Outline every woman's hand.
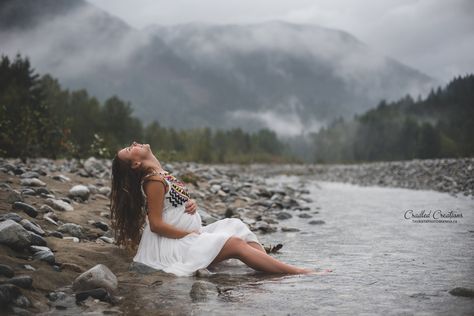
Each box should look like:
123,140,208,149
185,198,198,215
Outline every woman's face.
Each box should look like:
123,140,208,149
117,141,151,168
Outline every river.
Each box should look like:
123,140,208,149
57,175,474,315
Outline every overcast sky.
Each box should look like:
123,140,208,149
87,0,474,83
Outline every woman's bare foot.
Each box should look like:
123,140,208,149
296,268,333,275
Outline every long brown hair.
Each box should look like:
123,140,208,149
110,154,150,250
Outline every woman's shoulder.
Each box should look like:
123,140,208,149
142,172,169,194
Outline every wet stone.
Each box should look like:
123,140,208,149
308,220,326,225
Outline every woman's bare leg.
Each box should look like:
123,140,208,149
247,241,266,253
208,237,312,274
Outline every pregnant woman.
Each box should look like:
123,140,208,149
111,141,330,277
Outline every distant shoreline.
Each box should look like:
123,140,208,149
244,158,474,197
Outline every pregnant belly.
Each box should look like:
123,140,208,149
162,206,202,231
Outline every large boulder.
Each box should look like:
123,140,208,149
72,264,118,293
0,220,32,249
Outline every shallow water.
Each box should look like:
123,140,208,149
193,177,473,315
56,177,474,315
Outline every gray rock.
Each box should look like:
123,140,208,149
99,236,114,244
75,288,110,303
68,185,90,201
0,264,14,278
448,287,474,297
276,212,292,220
0,182,12,190
23,265,36,271
189,280,218,302
58,223,85,238
0,213,23,223
0,284,22,307
98,186,111,196
253,220,278,233
29,232,47,247
20,171,40,179
83,157,106,176
0,220,32,249
298,213,312,218
6,190,23,204
39,204,55,213
52,175,71,182
92,221,108,231
72,264,118,293
3,275,33,289
20,178,46,187
32,248,55,264
281,226,300,232
210,184,222,193
308,220,326,225
20,219,45,236
12,294,31,308
12,202,38,218
47,291,67,302
43,214,58,226
45,198,74,212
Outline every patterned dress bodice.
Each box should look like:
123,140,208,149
140,170,191,214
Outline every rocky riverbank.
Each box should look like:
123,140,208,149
0,157,472,314
247,157,474,197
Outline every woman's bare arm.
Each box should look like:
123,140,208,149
144,177,191,239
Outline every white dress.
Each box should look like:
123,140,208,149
133,170,264,277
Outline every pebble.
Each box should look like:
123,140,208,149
68,184,90,201
12,202,38,218
45,198,74,212
0,212,23,223
20,219,45,236
63,236,80,243
58,223,85,239
6,190,23,204
0,264,15,278
308,220,326,225
30,246,55,264
92,221,108,231
276,212,292,220
29,232,47,247
52,175,71,182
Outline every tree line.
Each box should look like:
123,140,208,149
0,54,299,163
311,74,474,163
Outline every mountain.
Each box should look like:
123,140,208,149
0,0,438,137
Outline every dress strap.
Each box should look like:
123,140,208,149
141,171,169,196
